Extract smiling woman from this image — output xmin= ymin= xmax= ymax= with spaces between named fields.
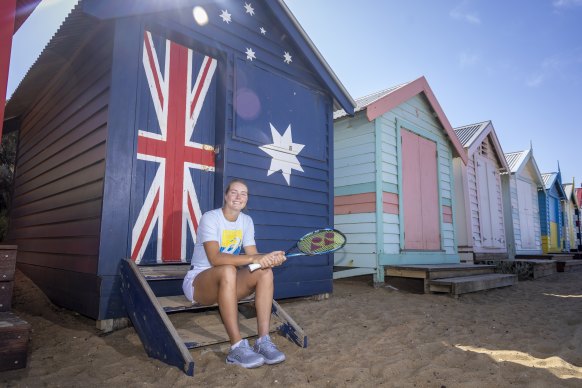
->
xmin=181 ymin=178 xmax=288 ymax=369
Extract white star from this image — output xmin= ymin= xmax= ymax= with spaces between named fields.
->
xmin=260 ymin=27 xmax=267 ymax=35
xmin=259 ymin=123 xmax=305 ymax=185
xmin=219 ymin=9 xmax=232 ymax=23
xmin=245 ymin=48 xmax=256 ymax=61
xmin=244 ymin=2 xmax=255 ymax=16
xmin=283 ymin=51 xmax=292 ymax=64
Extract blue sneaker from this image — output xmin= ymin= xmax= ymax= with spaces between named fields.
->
xmin=226 ymin=339 xmax=265 ymax=368
xmin=253 ymin=335 xmax=286 ymax=365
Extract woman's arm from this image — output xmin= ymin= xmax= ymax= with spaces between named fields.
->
xmin=203 ymin=241 xmax=285 ymax=268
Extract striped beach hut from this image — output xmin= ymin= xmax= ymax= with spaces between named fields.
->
xmin=539 ymin=170 xmax=567 ymax=253
xmin=452 ymin=121 xmax=509 ymax=262
xmin=2 ymin=0 xmax=354 ymax=325
xmin=576 ymin=186 xmax=582 ymax=252
xmin=333 ymin=76 xmax=467 ymax=283
xmin=562 ymin=180 xmax=580 ymax=252
xmin=501 ymin=149 xmax=545 ymax=258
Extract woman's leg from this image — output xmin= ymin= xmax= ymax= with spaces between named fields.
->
xmin=193 ymin=265 xmax=241 ymax=344
xmin=236 ymin=268 xmax=274 ymax=337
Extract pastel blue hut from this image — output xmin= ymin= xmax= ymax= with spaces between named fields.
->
xmin=453 ymin=121 xmax=509 ymax=263
xmin=539 ymin=170 xmax=567 ymax=253
xmin=332 ymin=77 xmax=467 ymax=283
xmin=501 ymin=149 xmax=545 ymax=258
xmin=2 ymin=0 xmax=354 ymax=325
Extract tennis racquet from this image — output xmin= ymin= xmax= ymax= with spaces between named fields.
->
xmin=248 ymin=228 xmax=346 ymax=272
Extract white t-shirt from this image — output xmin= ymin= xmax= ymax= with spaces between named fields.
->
xmin=182 ymin=208 xmax=256 ymax=302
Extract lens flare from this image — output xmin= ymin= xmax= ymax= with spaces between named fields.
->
xmin=193 ymin=6 xmax=208 ymax=26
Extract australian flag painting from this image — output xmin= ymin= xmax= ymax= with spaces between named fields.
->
xmin=130 ymin=31 xmax=217 ymax=265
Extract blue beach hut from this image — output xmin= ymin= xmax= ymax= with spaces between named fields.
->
xmin=2 ymin=0 xmax=355 ymax=326
xmin=539 ymin=170 xmax=567 ymax=253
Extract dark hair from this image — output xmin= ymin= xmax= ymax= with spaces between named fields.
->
xmin=223 ymin=179 xmax=249 ymax=211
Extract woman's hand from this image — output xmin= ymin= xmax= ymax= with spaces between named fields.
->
xmin=256 ymin=251 xmax=286 ymax=268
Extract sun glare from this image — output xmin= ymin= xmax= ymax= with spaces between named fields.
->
xmin=192 ymin=6 xmax=208 ymax=26
xmin=542 ymin=293 xmax=582 ymax=298
xmin=456 ymin=345 xmax=582 ymax=379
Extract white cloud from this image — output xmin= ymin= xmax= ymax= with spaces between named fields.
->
xmin=458 ymin=51 xmax=480 ymax=68
xmin=553 ymin=0 xmax=582 ymax=8
xmin=450 ymin=2 xmax=481 ymax=24
xmin=526 ymin=73 xmax=544 ymax=87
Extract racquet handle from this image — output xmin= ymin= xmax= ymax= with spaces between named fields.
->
xmin=248 ymin=263 xmax=262 ymax=272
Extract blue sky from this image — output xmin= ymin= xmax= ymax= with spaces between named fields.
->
xmin=8 ymin=0 xmax=582 ymax=187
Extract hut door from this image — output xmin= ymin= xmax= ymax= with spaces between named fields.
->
xmin=401 ymin=129 xmax=440 ymax=250
xmin=129 ymin=31 xmax=218 ymax=265
xmin=476 ymin=155 xmax=503 ymax=248
xmin=517 ymin=179 xmax=535 ymax=249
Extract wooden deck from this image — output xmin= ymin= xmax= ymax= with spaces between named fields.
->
xmin=475 ymin=258 xmax=556 ymax=280
xmin=385 ymin=264 xmax=517 ymax=297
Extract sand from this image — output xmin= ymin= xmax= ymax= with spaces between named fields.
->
xmin=2 ymin=269 xmax=582 ymax=387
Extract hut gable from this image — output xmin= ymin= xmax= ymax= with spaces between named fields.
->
xmin=4 ymin=0 xmax=355 ymax=320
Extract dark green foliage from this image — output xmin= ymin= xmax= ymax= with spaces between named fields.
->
xmin=0 ymin=131 xmax=18 ymax=241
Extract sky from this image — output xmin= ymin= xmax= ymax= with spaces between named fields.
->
xmin=7 ymin=0 xmax=582 ymax=188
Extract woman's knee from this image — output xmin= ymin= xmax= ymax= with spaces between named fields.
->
xmin=216 ymin=265 xmax=238 ymax=284
xmin=257 ymin=267 xmax=274 ymax=282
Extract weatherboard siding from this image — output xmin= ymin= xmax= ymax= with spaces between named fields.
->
xmin=8 ymin=29 xmax=112 ymax=318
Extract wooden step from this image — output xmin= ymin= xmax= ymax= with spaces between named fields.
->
xmin=139 ymin=264 xmax=190 ymax=280
xmin=556 ymin=259 xmax=582 ymax=273
xmin=476 ymin=259 xmax=556 ymax=280
xmin=429 ymin=273 xmax=517 ymax=296
xmin=158 ymin=295 xmax=254 ymax=313
xmin=386 ymin=264 xmax=496 ymax=280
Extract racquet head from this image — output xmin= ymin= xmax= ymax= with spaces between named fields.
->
xmin=293 ymin=228 xmax=346 ymax=256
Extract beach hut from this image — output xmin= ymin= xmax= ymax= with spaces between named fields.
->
xmin=501 ymin=149 xmax=545 ymax=258
xmin=333 ymin=76 xmax=467 ymax=283
xmin=452 ymin=121 xmax=509 ymax=263
xmin=562 ymin=180 xmax=580 ymax=252
xmin=2 ymin=0 xmax=355 ymax=325
xmin=576 ymin=186 xmax=582 ymax=252
xmin=539 ymin=170 xmax=567 ymax=253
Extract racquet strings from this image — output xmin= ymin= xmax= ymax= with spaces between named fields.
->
xmin=297 ymin=229 xmax=346 ymax=255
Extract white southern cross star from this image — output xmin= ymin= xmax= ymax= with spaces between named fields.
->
xmin=259 ymin=123 xmax=305 ymax=185
xmin=220 ymin=9 xmax=232 ymax=23
xmin=244 ymin=2 xmax=255 ymax=16
xmin=260 ymin=27 xmax=267 ymax=35
xmin=283 ymin=51 xmax=292 ymax=64
xmin=245 ymin=47 xmax=256 ymax=61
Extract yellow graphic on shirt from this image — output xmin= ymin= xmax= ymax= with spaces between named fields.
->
xmin=221 ymin=230 xmax=243 ymax=255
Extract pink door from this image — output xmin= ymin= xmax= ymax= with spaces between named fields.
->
xmin=401 ymin=129 xmax=440 ymax=250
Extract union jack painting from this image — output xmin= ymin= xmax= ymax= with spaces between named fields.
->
xmin=131 ymin=31 xmax=217 ymax=264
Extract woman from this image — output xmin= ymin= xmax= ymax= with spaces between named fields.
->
xmin=182 ymin=179 xmax=287 ymax=369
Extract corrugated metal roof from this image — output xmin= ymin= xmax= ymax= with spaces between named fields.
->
xmin=333 ymin=82 xmax=409 ymax=120
xmin=542 ymin=172 xmax=557 ymax=190
xmin=453 ymin=120 xmax=490 ymax=147
xmin=6 ymin=1 xmax=91 ymax=119
xmin=505 ymin=150 xmax=527 ymax=173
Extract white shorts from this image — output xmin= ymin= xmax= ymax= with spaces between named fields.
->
xmin=182 ymin=267 xmax=210 ymax=303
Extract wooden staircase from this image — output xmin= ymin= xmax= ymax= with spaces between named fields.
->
xmin=385 ymin=264 xmax=517 ymax=297
xmin=119 ymin=259 xmax=306 ymax=376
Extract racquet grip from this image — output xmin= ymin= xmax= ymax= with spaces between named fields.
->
xmin=248 ymin=263 xmax=262 ymax=272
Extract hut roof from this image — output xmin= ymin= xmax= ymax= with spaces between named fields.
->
xmin=333 ymin=76 xmax=467 ymax=163
xmin=453 ymin=120 xmax=508 ymax=171
xmin=6 ymin=0 xmax=356 ymax=120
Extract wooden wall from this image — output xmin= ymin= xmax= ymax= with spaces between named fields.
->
xmin=8 ymin=27 xmax=113 ymax=318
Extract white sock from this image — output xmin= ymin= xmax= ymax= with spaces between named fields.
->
xmin=231 ymin=339 xmax=243 ymax=350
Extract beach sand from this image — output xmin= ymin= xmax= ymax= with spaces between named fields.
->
xmin=2 ymin=269 xmax=582 ymax=387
